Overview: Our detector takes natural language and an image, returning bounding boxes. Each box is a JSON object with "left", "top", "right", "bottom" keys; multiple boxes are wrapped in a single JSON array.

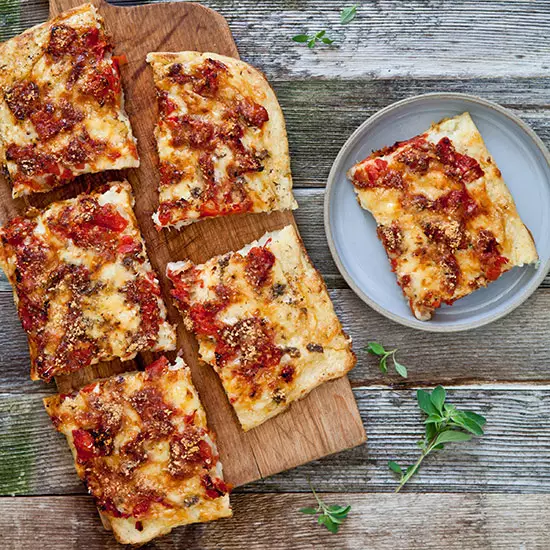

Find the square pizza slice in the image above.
[
  {"left": 44, "top": 356, "right": 232, "bottom": 545},
  {"left": 147, "top": 51, "right": 297, "bottom": 229},
  {"left": 347, "top": 112, "right": 538, "bottom": 321},
  {"left": 166, "top": 224, "right": 355, "bottom": 431},
  {"left": 0, "top": 3, "right": 139, "bottom": 197},
  {"left": 0, "top": 181, "right": 176, "bottom": 380}
]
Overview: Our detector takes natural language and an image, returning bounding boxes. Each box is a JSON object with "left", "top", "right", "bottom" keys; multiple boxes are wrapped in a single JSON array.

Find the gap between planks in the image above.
[{"left": 1, "top": 493, "right": 550, "bottom": 549}]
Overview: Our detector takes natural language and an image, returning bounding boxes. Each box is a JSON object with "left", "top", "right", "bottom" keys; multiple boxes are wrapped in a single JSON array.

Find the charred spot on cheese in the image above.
[
  {"left": 306, "top": 343, "right": 324, "bottom": 353},
  {"left": 4, "top": 81, "right": 40, "bottom": 120},
  {"left": 377, "top": 222, "right": 403, "bottom": 254},
  {"left": 244, "top": 246, "right": 276, "bottom": 288},
  {"left": 167, "top": 58, "right": 228, "bottom": 97},
  {"left": 476, "top": 229, "right": 508, "bottom": 281},
  {"left": 47, "top": 24, "right": 78, "bottom": 59},
  {"left": 216, "top": 317, "right": 283, "bottom": 377}
]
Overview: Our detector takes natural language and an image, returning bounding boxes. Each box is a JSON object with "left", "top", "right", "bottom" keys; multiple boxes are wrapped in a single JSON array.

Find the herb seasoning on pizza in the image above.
[
  {"left": 0, "top": 3, "right": 139, "bottom": 197},
  {"left": 44, "top": 356, "right": 231, "bottom": 545},
  {"left": 147, "top": 51, "right": 297, "bottom": 229},
  {"left": 0, "top": 181, "right": 176, "bottom": 381},
  {"left": 166, "top": 225, "right": 355, "bottom": 431},
  {"left": 347, "top": 112, "right": 538, "bottom": 321}
]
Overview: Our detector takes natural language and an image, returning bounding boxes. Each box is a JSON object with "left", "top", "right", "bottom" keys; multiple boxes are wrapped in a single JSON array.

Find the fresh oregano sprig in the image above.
[
  {"left": 366, "top": 342, "right": 408, "bottom": 378},
  {"left": 300, "top": 482, "right": 351, "bottom": 534},
  {"left": 340, "top": 5, "right": 358, "bottom": 24},
  {"left": 292, "top": 30, "right": 335, "bottom": 48},
  {"left": 388, "top": 386, "right": 486, "bottom": 492}
]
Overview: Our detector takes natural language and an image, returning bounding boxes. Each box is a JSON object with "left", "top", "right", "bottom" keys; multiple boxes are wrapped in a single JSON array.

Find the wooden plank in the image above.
[
  {"left": 5, "top": 285, "right": 550, "bottom": 395},
  {"left": 3, "top": 388, "right": 550, "bottom": 496},
  {"left": 2, "top": 492, "right": 550, "bottom": 549},
  {"left": 0, "top": 0, "right": 365, "bottom": 489},
  {"left": 6, "top": 1, "right": 550, "bottom": 79}
]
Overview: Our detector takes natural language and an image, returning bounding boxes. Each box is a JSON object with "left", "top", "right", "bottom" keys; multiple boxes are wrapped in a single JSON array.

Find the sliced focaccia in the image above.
[
  {"left": 44, "top": 356, "right": 232, "bottom": 545},
  {"left": 347, "top": 112, "right": 538, "bottom": 321},
  {"left": 0, "top": 181, "right": 175, "bottom": 380},
  {"left": 166, "top": 225, "right": 355, "bottom": 431},
  {"left": 147, "top": 51, "right": 297, "bottom": 229},
  {"left": 0, "top": 3, "right": 139, "bottom": 197}
]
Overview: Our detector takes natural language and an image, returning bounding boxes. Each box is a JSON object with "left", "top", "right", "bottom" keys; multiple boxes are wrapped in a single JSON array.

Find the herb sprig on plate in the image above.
[
  {"left": 366, "top": 342, "right": 408, "bottom": 378},
  {"left": 300, "top": 483, "right": 351, "bottom": 533},
  {"left": 388, "top": 386, "right": 486, "bottom": 492}
]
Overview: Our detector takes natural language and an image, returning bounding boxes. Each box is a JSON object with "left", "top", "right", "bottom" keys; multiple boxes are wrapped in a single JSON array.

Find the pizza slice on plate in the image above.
[
  {"left": 147, "top": 51, "right": 297, "bottom": 229},
  {"left": 0, "top": 181, "right": 176, "bottom": 381},
  {"left": 44, "top": 356, "right": 231, "bottom": 545},
  {"left": 166, "top": 224, "right": 355, "bottom": 431},
  {"left": 347, "top": 112, "right": 538, "bottom": 321},
  {"left": 0, "top": 3, "right": 139, "bottom": 197}
]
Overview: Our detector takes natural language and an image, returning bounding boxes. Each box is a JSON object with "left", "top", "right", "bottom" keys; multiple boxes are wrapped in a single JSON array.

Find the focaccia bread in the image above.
[
  {"left": 44, "top": 356, "right": 231, "bottom": 545},
  {"left": 166, "top": 225, "right": 355, "bottom": 431},
  {"left": 0, "top": 3, "right": 139, "bottom": 197},
  {"left": 347, "top": 112, "right": 538, "bottom": 321},
  {"left": 147, "top": 51, "right": 297, "bottom": 229},
  {"left": 0, "top": 181, "right": 175, "bottom": 381}
]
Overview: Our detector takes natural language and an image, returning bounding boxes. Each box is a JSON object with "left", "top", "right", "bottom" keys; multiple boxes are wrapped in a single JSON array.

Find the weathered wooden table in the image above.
[{"left": 1, "top": 1, "right": 550, "bottom": 548}]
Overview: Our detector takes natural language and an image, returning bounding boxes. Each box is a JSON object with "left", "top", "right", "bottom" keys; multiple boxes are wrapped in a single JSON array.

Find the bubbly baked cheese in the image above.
[
  {"left": 347, "top": 112, "right": 538, "bottom": 321},
  {"left": 44, "top": 356, "right": 231, "bottom": 545},
  {"left": 0, "top": 3, "right": 139, "bottom": 197},
  {"left": 0, "top": 181, "right": 176, "bottom": 380},
  {"left": 166, "top": 225, "right": 355, "bottom": 431},
  {"left": 147, "top": 51, "right": 297, "bottom": 229}
]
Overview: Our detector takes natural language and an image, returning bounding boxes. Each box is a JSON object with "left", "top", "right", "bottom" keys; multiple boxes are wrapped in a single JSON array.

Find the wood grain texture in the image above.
[
  {"left": 7, "top": 0, "right": 550, "bottom": 79},
  {"left": 0, "top": 0, "right": 365, "bottom": 490},
  {"left": 3, "top": 388, "right": 550, "bottom": 496},
  {"left": 2, "top": 492, "right": 550, "bottom": 549}
]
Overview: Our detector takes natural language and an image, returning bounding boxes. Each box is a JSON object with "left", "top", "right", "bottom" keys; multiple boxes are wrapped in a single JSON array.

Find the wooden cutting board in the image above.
[{"left": 0, "top": 0, "right": 366, "bottom": 487}]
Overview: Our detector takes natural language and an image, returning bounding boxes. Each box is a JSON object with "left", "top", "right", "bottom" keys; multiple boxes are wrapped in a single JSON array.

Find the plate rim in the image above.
[{"left": 324, "top": 91, "right": 550, "bottom": 332}]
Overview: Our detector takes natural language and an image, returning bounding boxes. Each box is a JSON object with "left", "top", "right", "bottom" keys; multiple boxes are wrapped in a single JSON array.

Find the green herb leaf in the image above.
[
  {"left": 293, "top": 30, "right": 334, "bottom": 48},
  {"left": 340, "top": 5, "right": 358, "bottom": 24},
  {"left": 434, "top": 430, "right": 472, "bottom": 446},
  {"left": 388, "top": 460, "right": 403, "bottom": 475},
  {"left": 462, "top": 410, "right": 487, "bottom": 427},
  {"left": 390, "top": 386, "right": 486, "bottom": 492},
  {"left": 379, "top": 355, "right": 388, "bottom": 374},
  {"left": 366, "top": 342, "right": 386, "bottom": 356},
  {"left": 301, "top": 484, "right": 351, "bottom": 534},
  {"left": 430, "top": 386, "right": 446, "bottom": 413},
  {"left": 394, "top": 359, "right": 408, "bottom": 378},
  {"left": 417, "top": 389, "right": 438, "bottom": 416}
]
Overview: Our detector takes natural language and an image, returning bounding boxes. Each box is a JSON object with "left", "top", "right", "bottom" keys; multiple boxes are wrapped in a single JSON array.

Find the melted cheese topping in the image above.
[
  {"left": 166, "top": 225, "right": 355, "bottom": 431},
  {"left": 347, "top": 112, "right": 538, "bottom": 320},
  {"left": 0, "top": 4, "right": 139, "bottom": 197},
  {"left": 0, "top": 181, "right": 176, "bottom": 380},
  {"left": 43, "top": 358, "right": 231, "bottom": 545},
  {"left": 147, "top": 51, "right": 297, "bottom": 228}
]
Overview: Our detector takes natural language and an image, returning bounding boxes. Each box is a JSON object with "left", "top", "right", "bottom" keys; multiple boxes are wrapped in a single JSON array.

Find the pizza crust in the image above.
[
  {"left": 167, "top": 225, "right": 355, "bottom": 431},
  {"left": 43, "top": 357, "right": 232, "bottom": 545},
  {"left": 0, "top": 3, "right": 139, "bottom": 197},
  {"left": 147, "top": 51, "right": 297, "bottom": 228},
  {"left": 0, "top": 181, "right": 176, "bottom": 380},
  {"left": 347, "top": 112, "right": 538, "bottom": 321}
]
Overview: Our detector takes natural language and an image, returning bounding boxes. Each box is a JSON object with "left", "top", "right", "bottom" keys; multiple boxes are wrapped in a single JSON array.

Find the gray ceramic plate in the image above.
[{"left": 324, "top": 93, "right": 550, "bottom": 332}]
